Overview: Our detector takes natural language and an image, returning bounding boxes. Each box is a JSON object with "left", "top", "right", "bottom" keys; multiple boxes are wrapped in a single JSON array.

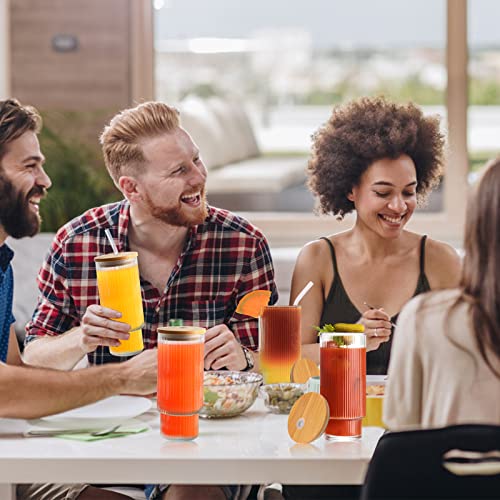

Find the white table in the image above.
[{"left": 0, "top": 400, "right": 384, "bottom": 499}]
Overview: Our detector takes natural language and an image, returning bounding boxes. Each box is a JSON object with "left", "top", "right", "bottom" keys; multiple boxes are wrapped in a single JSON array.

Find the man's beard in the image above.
[
  {"left": 144, "top": 190, "right": 208, "bottom": 228},
  {"left": 0, "top": 174, "right": 44, "bottom": 238}
]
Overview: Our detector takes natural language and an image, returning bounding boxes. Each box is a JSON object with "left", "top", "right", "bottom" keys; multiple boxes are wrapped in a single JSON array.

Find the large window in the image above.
[
  {"left": 154, "top": 1, "right": 446, "bottom": 215},
  {"left": 468, "top": 0, "right": 500, "bottom": 180}
]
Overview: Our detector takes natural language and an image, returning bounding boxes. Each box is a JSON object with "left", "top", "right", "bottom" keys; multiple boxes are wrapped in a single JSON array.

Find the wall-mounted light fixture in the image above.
[{"left": 51, "top": 34, "right": 79, "bottom": 53}]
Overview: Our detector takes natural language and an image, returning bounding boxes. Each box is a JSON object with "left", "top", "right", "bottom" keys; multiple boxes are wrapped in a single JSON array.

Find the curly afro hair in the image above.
[{"left": 307, "top": 96, "right": 445, "bottom": 218}]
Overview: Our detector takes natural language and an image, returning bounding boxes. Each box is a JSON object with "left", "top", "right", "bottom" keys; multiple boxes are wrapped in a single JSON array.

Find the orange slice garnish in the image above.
[{"left": 236, "top": 290, "right": 272, "bottom": 318}]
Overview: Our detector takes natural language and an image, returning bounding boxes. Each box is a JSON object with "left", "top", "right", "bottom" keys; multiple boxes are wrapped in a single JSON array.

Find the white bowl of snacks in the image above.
[
  {"left": 259, "top": 383, "right": 305, "bottom": 414},
  {"left": 201, "top": 371, "right": 263, "bottom": 419}
]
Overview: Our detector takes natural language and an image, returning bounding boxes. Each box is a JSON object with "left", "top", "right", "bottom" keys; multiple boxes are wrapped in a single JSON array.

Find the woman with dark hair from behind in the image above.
[{"left": 384, "top": 158, "right": 500, "bottom": 430}]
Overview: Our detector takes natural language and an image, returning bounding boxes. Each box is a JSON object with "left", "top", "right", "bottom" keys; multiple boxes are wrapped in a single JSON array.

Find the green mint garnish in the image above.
[
  {"left": 315, "top": 324, "right": 346, "bottom": 347},
  {"left": 314, "top": 323, "right": 336, "bottom": 334}
]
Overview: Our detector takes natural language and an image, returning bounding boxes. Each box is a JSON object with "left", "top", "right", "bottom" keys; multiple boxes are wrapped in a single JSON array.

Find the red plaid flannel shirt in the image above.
[{"left": 26, "top": 201, "right": 278, "bottom": 365}]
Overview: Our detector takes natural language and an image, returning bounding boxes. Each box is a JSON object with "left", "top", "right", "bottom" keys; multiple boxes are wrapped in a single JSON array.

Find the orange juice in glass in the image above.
[
  {"left": 259, "top": 306, "right": 301, "bottom": 384},
  {"left": 157, "top": 326, "right": 205, "bottom": 440},
  {"left": 363, "top": 375, "right": 386, "bottom": 428},
  {"left": 95, "top": 252, "right": 144, "bottom": 356}
]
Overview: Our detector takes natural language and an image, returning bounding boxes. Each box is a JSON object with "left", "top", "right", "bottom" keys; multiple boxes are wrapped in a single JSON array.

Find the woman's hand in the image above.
[{"left": 359, "top": 308, "right": 392, "bottom": 352}]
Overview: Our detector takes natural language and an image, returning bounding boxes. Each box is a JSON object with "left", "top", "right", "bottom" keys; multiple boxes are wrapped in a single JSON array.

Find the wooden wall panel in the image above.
[{"left": 10, "top": 0, "right": 131, "bottom": 111}]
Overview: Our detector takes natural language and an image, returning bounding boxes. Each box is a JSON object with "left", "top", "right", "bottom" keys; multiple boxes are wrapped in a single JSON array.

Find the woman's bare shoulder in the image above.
[
  {"left": 295, "top": 237, "right": 337, "bottom": 278},
  {"left": 299, "top": 236, "right": 330, "bottom": 256},
  {"left": 297, "top": 231, "right": 354, "bottom": 269},
  {"left": 424, "top": 237, "right": 462, "bottom": 288}
]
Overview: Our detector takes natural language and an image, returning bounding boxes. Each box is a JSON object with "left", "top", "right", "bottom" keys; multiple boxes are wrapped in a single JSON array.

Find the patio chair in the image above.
[{"left": 360, "top": 424, "right": 500, "bottom": 500}]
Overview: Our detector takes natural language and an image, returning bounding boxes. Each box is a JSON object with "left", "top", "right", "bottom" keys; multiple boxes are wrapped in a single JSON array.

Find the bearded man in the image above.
[
  {"left": 0, "top": 98, "right": 156, "bottom": 415},
  {"left": 23, "top": 101, "right": 278, "bottom": 500},
  {"left": 0, "top": 97, "right": 161, "bottom": 500}
]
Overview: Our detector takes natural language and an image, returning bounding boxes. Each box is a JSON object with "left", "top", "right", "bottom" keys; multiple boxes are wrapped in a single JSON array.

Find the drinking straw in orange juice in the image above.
[
  {"left": 157, "top": 326, "right": 205, "bottom": 440},
  {"left": 259, "top": 306, "right": 301, "bottom": 384},
  {"left": 95, "top": 252, "right": 144, "bottom": 356}
]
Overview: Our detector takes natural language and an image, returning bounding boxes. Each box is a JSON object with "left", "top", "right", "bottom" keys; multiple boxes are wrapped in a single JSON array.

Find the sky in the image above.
[{"left": 154, "top": 0, "right": 500, "bottom": 49}]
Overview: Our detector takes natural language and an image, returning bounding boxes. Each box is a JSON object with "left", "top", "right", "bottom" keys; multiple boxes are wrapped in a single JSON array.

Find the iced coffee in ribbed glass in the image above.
[{"left": 259, "top": 306, "right": 301, "bottom": 384}]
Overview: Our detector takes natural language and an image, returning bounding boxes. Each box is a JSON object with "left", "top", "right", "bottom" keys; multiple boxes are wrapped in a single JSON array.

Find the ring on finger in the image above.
[{"left": 374, "top": 328, "right": 378, "bottom": 337}]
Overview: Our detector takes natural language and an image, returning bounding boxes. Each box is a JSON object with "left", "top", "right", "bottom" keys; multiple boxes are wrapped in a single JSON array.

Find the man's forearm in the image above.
[
  {"left": 23, "top": 328, "right": 88, "bottom": 370},
  {"left": 0, "top": 362, "right": 127, "bottom": 419}
]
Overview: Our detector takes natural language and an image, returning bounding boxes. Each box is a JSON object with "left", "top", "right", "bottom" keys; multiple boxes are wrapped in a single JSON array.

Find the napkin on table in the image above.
[{"left": 55, "top": 425, "right": 149, "bottom": 442}]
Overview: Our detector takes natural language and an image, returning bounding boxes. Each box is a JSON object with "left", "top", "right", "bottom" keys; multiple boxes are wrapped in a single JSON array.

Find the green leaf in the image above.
[
  {"left": 203, "top": 388, "right": 219, "bottom": 404},
  {"left": 315, "top": 324, "right": 347, "bottom": 346},
  {"left": 314, "top": 323, "right": 336, "bottom": 335}
]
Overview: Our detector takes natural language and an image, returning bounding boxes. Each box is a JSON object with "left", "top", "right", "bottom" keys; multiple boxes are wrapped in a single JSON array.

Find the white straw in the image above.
[
  {"left": 293, "top": 281, "right": 314, "bottom": 306},
  {"left": 104, "top": 229, "right": 119, "bottom": 255}
]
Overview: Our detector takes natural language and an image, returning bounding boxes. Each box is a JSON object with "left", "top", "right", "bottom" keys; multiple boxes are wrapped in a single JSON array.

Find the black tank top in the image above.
[{"left": 319, "top": 235, "right": 431, "bottom": 375}]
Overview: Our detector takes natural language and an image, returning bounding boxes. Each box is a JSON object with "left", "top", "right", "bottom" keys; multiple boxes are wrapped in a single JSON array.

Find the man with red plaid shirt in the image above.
[
  {"left": 24, "top": 102, "right": 277, "bottom": 374},
  {"left": 24, "top": 101, "right": 278, "bottom": 500}
]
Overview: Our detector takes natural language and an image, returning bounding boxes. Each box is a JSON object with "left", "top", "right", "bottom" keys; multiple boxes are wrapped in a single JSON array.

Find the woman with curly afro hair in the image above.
[{"left": 290, "top": 96, "right": 462, "bottom": 374}]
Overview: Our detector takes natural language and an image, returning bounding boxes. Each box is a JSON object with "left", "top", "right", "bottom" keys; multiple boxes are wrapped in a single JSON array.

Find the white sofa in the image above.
[
  {"left": 179, "top": 96, "right": 307, "bottom": 195},
  {"left": 9, "top": 234, "right": 297, "bottom": 342}
]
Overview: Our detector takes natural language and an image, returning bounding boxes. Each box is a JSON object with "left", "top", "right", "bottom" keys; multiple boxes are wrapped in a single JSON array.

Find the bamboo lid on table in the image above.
[
  {"left": 290, "top": 358, "right": 320, "bottom": 384},
  {"left": 288, "top": 392, "right": 329, "bottom": 444}
]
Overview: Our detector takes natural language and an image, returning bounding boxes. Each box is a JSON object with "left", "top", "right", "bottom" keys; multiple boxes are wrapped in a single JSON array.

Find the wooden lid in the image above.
[
  {"left": 157, "top": 326, "right": 206, "bottom": 340},
  {"left": 290, "top": 358, "right": 320, "bottom": 384},
  {"left": 288, "top": 392, "right": 329, "bottom": 444},
  {"left": 94, "top": 251, "right": 137, "bottom": 263}
]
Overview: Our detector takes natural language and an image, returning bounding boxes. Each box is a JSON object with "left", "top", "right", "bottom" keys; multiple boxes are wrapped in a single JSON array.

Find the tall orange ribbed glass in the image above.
[
  {"left": 259, "top": 306, "right": 301, "bottom": 384},
  {"left": 157, "top": 326, "right": 205, "bottom": 440},
  {"left": 320, "top": 332, "right": 366, "bottom": 441}
]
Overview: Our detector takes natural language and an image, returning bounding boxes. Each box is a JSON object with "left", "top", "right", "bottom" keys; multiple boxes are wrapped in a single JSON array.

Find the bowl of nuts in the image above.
[{"left": 259, "top": 383, "right": 305, "bottom": 414}]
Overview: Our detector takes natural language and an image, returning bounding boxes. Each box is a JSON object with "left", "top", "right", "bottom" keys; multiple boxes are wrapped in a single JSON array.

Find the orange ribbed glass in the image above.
[
  {"left": 259, "top": 306, "right": 301, "bottom": 384},
  {"left": 157, "top": 327, "right": 204, "bottom": 440},
  {"left": 157, "top": 340, "right": 204, "bottom": 415},
  {"left": 320, "top": 335, "right": 366, "bottom": 440},
  {"left": 160, "top": 413, "right": 199, "bottom": 441}
]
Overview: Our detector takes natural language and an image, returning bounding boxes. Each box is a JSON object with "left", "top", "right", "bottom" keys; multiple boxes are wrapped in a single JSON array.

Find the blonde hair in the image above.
[{"left": 100, "top": 101, "right": 180, "bottom": 182}]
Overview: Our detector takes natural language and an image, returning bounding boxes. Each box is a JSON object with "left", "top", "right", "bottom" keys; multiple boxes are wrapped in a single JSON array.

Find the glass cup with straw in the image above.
[
  {"left": 94, "top": 229, "right": 145, "bottom": 356},
  {"left": 259, "top": 281, "right": 314, "bottom": 384}
]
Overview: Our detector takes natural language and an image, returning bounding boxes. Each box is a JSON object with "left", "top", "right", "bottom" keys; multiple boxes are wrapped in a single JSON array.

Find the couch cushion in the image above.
[
  {"left": 207, "top": 97, "right": 260, "bottom": 164},
  {"left": 206, "top": 156, "right": 307, "bottom": 194},
  {"left": 228, "top": 100, "right": 260, "bottom": 158},
  {"left": 7, "top": 233, "right": 55, "bottom": 341},
  {"left": 179, "top": 96, "right": 226, "bottom": 170}
]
